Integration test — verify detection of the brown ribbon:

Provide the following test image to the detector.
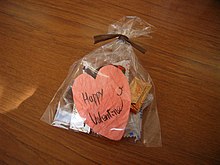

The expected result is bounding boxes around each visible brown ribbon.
[94,34,146,54]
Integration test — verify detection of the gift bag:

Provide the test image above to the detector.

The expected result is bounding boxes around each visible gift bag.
[41,16,161,147]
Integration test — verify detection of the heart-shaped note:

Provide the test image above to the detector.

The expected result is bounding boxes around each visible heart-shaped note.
[72,65,131,140]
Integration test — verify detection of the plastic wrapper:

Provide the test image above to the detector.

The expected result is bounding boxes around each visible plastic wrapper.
[41,16,161,146]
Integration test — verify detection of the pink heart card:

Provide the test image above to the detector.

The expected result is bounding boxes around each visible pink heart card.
[72,65,131,140]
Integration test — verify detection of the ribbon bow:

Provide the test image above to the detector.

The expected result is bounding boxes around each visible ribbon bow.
[94,34,146,54]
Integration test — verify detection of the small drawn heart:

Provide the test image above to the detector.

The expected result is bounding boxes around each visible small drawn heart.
[72,65,131,140]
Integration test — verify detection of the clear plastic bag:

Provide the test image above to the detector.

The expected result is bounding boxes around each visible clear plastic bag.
[41,16,161,146]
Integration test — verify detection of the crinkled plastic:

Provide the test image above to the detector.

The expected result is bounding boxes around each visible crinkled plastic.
[41,16,161,147]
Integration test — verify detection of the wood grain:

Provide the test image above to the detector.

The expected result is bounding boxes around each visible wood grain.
[0,0,220,164]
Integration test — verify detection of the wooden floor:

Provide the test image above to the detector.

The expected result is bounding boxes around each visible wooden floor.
[0,0,220,164]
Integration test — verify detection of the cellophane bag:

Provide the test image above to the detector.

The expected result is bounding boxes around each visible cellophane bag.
[41,16,162,147]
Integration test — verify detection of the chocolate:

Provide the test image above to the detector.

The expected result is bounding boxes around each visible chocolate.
[130,77,152,113]
[70,104,90,133]
[83,61,130,80]
[124,109,143,141]
[52,102,73,129]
